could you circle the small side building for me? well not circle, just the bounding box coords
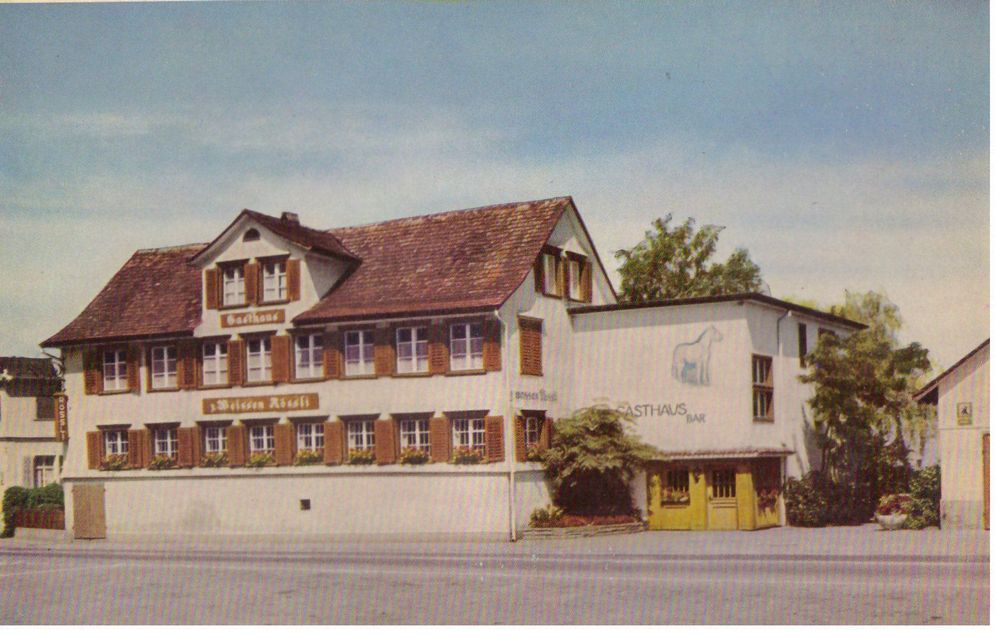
[915,339,989,530]
[0,357,64,490]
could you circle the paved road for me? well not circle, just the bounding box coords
[0,545,988,624]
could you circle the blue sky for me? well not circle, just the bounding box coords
[0,1,989,369]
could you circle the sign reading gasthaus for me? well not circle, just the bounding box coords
[202,393,319,415]
[220,309,285,328]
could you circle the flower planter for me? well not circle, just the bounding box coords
[876,513,908,530]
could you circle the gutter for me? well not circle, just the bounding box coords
[496,309,517,542]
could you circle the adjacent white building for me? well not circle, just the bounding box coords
[0,357,64,491]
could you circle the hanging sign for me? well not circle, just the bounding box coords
[54,393,69,442]
[220,309,285,328]
[202,392,319,415]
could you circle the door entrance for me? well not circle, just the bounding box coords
[706,467,739,530]
[72,483,106,539]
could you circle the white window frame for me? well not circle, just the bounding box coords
[524,416,542,447]
[399,418,430,453]
[296,422,325,452]
[103,349,127,392]
[568,258,582,300]
[542,252,559,296]
[222,264,246,307]
[452,417,486,453]
[261,260,287,302]
[344,330,375,376]
[246,337,272,383]
[752,355,774,421]
[104,429,129,457]
[204,426,227,454]
[347,420,375,452]
[202,342,228,386]
[32,456,56,488]
[450,323,484,371]
[295,333,324,379]
[153,428,178,458]
[150,345,178,390]
[396,327,429,374]
[249,425,275,454]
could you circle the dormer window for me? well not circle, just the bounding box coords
[261,260,287,302]
[565,253,591,302]
[222,264,246,307]
[542,252,560,296]
[242,229,260,242]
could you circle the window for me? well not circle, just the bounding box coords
[222,264,246,306]
[752,355,774,421]
[345,330,375,376]
[32,456,56,488]
[202,342,228,386]
[249,425,275,454]
[396,327,429,374]
[519,317,543,376]
[450,323,483,371]
[103,349,127,391]
[399,418,430,453]
[296,422,324,452]
[35,396,55,420]
[246,337,272,383]
[104,429,128,457]
[711,469,737,499]
[347,420,375,452]
[243,229,260,242]
[204,426,227,454]
[661,468,690,505]
[542,252,560,296]
[798,323,808,368]
[452,417,486,453]
[524,415,542,447]
[150,345,178,389]
[153,428,178,458]
[294,333,323,379]
[262,260,287,302]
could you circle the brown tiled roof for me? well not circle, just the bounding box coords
[41,244,207,347]
[189,210,358,263]
[914,337,989,403]
[294,197,572,323]
[0,357,59,380]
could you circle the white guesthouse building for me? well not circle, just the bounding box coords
[43,197,863,540]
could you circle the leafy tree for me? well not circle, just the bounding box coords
[615,214,764,302]
[541,404,655,516]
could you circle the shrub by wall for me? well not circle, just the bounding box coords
[2,483,64,537]
[903,464,941,529]
[783,472,828,527]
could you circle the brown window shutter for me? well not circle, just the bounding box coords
[274,422,295,465]
[514,416,527,462]
[323,331,343,379]
[374,328,395,377]
[204,268,220,310]
[177,339,199,389]
[126,344,142,393]
[483,318,502,372]
[485,416,505,463]
[324,420,345,464]
[176,427,195,468]
[271,335,291,383]
[534,255,545,293]
[227,425,247,467]
[86,431,102,469]
[227,339,245,386]
[191,425,204,465]
[542,418,554,450]
[128,429,148,469]
[287,259,301,301]
[83,349,103,395]
[429,416,450,463]
[429,324,449,375]
[518,317,543,376]
[581,261,593,302]
[374,419,396,464]
[244,262,260,306]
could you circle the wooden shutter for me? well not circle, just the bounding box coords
[374,328,395,377]
[374,419,396,464]
[518,317,543,376]
[83,349,103,395]
[322,331,343,379]
[86,431,102,469]
[483,318,502,372]
[244,262,260,306]
[287,259,301,301]
[274,422,295,465]
[128,429,149,469]
[581,261,593,302]
[514,416,527,462]
[429,416,450,463]
[542,418,553,450]
[176,427,195,468]
[227,339,245,386]
[192,425,204,466]
[324,420,345,465]
[227,425,247,467]
[485,416,505,463]
[271,335,291,383]
[429,324,449,375]
[126,344,141,393]
[204,268,220,310]
[534,255,545,293]
[177,339,199,390]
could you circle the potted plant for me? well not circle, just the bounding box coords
[347,449,375,465]
[246,452,275,468]
[450,446,483,465]
[525,443,544,462]
[201,452,229,468]
[100,454,129,471]
[875,493,913,530]
[399,447,429,465]
[757,487,780,511]
[661,487,691,506]
[293,450,323,466]
[147,454,177,470]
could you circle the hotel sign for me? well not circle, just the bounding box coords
[202,393,319,415]
[54,393,69,442]
[220,309,285,329]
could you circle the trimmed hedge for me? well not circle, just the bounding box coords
[2,483,64,537]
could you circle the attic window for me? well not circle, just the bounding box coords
[243,229,261,242]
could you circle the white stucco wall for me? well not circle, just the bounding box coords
[0,389,64,489]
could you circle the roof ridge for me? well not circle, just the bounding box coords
[326,196,572,233]
[135,242,210,254]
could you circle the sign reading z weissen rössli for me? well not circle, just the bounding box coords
[220,309,286,328]
[202,393,319,415]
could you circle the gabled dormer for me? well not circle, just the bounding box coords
[531,201,616,307]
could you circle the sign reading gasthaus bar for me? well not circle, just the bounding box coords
[220,309,285,328]
[202,393,319,415]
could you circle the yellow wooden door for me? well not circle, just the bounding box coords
[707,467,739,530]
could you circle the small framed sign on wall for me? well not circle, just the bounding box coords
[957,402,973,425]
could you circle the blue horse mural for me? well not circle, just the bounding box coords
[671,325,723,386]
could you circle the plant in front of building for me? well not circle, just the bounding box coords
[756,487,780,511]
[246,452,274,468]
[540,403,655,518]
[902,464,941,529]
[525,443,544,462]
[347,449,375,465]
[782,472,829,527]
[661,487,690,505]
[2,483,64,538]
[100,454,129,471]
[528,504,565,528]
[876,493,913,517]
[450,447,483,465]
[147,455,177,470]
[294,450,323,466]
[399,447,430,465]
[201,452,229,467]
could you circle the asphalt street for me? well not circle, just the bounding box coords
[0,541,989,624]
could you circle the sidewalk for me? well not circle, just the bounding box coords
[0,524,989,563]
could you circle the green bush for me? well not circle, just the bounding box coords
[904,464,941,529]
[783,472,828,527]
[2,484,63,537]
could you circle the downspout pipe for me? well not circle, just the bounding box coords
[775,309,792,527]
[497,309,517,542]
